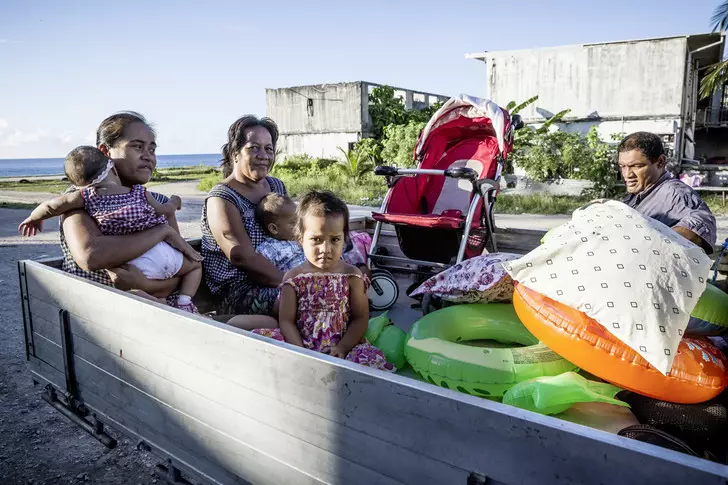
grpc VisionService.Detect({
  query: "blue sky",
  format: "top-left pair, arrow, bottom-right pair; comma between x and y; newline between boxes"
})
0,0 -> 722,158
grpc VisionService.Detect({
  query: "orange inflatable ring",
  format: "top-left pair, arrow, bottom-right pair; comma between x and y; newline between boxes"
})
513,283 -> 728,404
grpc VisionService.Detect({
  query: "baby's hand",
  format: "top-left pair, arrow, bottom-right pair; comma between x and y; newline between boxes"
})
18,218 -> 43,237
169,195 -> 182,210
165,231 -> 203,262
326,344 -> 348,359
179,241 -> 203,262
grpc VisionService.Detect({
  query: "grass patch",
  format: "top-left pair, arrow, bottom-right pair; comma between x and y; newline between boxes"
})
496,193 -> 728,216
0,201 -> 37,210
495,194 -> 592,215
197,169 -> 388,206
704,194 -> 728,216
0,166 -> 219,193
0,179 -> 70,193
149,165 -> 219,185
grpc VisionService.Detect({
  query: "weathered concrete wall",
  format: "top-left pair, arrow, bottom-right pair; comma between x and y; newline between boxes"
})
486,38 -> 688,121
266,82 -> 364,135
277,132 -> 360,160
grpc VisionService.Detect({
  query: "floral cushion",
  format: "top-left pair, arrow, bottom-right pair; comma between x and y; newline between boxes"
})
409,253 -> 522,303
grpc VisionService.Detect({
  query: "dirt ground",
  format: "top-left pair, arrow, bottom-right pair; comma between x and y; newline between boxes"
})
0,192 -> 203,485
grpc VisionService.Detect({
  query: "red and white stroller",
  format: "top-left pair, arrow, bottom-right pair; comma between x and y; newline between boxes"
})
366,94 -> 522,311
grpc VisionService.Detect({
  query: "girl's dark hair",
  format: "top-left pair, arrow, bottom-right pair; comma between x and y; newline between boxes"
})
64,146 -> 110,186
296,190 -> 349,241
618,132 -> 665,163
96,111 -> 155,148
221,115 -> 279,177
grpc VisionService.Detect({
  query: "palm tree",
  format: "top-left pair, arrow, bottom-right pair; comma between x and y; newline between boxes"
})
336,146 -> 373,181
699,2 -> 728,99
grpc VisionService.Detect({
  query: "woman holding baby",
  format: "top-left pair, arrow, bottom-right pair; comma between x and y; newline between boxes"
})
202,116 -> 373,323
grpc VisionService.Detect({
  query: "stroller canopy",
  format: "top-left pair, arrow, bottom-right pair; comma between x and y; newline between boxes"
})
414,94 -> 509,165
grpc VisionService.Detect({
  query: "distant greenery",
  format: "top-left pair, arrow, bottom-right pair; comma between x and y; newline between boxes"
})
507,95 -> 622,198
495,194 -> 591,215
197,154 -> 387,206
0,166 -> 218,193
495,193 -> 728,216
0,201 -> 37,210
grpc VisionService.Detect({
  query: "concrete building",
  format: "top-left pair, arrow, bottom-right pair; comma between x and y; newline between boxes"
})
466,33 -> 726,167
266,81 -> 449,160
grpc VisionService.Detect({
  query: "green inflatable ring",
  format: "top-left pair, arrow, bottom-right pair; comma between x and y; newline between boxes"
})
404,304 -> 578,397
686,283 -> 728,335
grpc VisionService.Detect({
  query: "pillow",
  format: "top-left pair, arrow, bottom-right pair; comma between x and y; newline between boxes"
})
504,200 -> 712,375
410,252 -> 521,303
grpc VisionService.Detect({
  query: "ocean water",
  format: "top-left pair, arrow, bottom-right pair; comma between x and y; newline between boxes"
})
0,153 -> 221,178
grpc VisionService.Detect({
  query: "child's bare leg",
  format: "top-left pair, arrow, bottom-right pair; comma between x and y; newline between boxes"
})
225,315 -> 278,330
129,289 -> 166,304
176,258 -> 202,297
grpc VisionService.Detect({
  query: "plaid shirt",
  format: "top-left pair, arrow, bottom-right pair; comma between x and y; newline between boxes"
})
201,178 -> 287,295
81,184 -> 167,235
60,188 -> 170,286
257,237 -> 306,272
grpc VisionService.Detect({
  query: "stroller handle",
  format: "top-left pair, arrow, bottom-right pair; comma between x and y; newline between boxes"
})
374,166 -> 478,181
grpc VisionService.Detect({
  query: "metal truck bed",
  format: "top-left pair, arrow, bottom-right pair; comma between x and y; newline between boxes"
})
17,227 -> 728,484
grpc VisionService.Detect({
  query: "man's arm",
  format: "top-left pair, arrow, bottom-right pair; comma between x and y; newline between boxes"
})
670,190 -> 717,254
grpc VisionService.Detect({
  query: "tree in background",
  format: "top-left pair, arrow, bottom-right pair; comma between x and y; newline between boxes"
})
357,85 -> 443,168
699,2 -> 728,99
506,95 -> 621,197
380,120 -> 426,168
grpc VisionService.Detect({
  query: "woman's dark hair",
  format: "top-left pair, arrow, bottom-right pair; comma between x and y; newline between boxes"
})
296,190 -> 349,241
64,146 -> 110,186
96,111 -> 155,148
221,115 -> 279,177
618,132 -> 665,163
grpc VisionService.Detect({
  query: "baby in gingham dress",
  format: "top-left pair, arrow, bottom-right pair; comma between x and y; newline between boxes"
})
19,146 -> 203,313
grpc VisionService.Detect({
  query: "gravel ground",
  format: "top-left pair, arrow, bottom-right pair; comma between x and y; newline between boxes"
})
0,192 -> 203,485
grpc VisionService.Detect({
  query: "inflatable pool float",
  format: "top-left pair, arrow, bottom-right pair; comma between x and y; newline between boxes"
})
502,371 -> 629,415
686,283 -> 728,336
366,313 -> 407,369
513,284 -> 728,404
404,304 -> 578,397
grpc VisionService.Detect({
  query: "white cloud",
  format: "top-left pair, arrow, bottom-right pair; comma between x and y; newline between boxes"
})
0,119 -> 94,159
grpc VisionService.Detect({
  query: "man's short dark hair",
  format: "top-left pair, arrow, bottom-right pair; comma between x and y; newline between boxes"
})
618,132 -> 665,163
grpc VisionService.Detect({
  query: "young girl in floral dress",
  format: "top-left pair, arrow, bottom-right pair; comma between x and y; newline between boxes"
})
254,190 -> 394,371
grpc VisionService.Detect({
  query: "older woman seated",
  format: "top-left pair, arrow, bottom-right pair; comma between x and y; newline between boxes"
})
201,116 -> 373,321
201,116 -> 286,318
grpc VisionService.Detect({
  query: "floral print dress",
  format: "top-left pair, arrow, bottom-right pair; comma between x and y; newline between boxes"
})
254,273 -> 395,372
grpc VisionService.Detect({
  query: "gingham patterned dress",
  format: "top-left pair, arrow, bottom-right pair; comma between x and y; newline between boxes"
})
60,187 -> 170,286
200,178 -> 287,315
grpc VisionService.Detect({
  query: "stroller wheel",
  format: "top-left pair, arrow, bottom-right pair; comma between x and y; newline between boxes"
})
368,270 -> 399,311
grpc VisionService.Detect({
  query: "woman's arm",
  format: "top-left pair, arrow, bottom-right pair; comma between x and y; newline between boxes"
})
331,269 -> 369,358
106,264 -> 181,298
62,209 -> 174,272
278,282 -> 303,346
206,197 -> 283,287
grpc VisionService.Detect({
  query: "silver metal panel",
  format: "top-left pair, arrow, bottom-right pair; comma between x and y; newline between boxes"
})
20,260 -> 728,485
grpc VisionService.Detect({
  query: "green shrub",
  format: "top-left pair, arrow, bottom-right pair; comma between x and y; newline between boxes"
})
380,120 -> 425,167
197,156 -> 387,206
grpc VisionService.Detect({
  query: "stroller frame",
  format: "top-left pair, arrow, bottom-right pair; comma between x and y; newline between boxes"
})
368,164 -> 502,275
